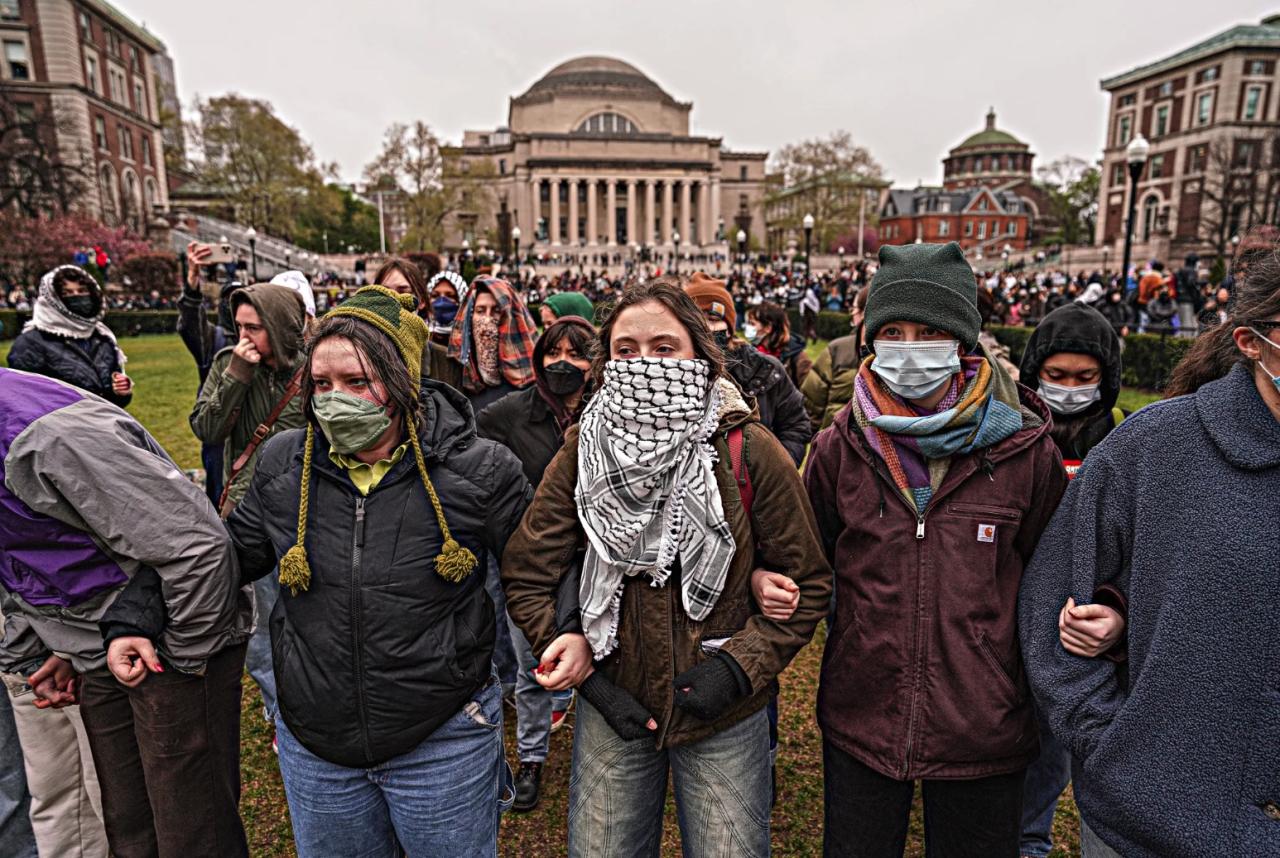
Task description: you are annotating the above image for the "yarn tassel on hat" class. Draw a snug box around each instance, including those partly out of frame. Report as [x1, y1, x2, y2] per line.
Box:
[409, 431, 477, 582]
[279, 426, 315, 596]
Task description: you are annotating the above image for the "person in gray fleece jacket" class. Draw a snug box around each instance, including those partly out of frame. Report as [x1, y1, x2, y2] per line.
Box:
[1, 367, 253, 858]
[1018, 251, 1280, 858]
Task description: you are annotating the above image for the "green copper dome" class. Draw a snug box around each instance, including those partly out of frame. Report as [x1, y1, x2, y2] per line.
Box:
[954, 109, 1025, 150]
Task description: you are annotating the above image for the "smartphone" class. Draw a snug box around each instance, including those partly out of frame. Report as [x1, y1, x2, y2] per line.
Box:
[198, 242, 235, 265]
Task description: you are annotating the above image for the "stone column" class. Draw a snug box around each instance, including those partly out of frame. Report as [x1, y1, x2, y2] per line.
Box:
[530, 178, 541, 241]
[710, 178, 721, 242]
[698, 180, 711, 245]
[662, 181, 674, 244]
[679, 180, 692, 245]
[549, 178, 561, 246]
[606, 179, 618, 246]
[567, 178, 579, 246]
[645, 181, 657, 246]
[626, 180, 637, 247]
[587, 179, 598, 246]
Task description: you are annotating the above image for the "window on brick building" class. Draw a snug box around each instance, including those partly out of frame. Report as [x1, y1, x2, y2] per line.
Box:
[1186, 144, 1207, 174]
[118, 126, 133, 160]
[1118, 93, 1136, 107]
[78, 11, 91, 39]
[4, 40, 29, 79]
[964, 220, 973, 236]
[1155, 105, 1169, 137]
[109, 67, 125, 103]
[85, 55, 97, 92]
[15, 101, 34, 137]
[106, 28, 120, 58]
[739, 165, 747, 181]
[129, 47, 139, 72]
[978, 221, 987, 239]
[1112, 162, 1125, 185]
[939, 221, 950, 236]
[1116, 115, 1132, 146]
[1249, 59, 1267, 75]
[1234, 139, 1260, 169]
[1158, 81, 1173, 98]
[1197, 91, 1213, 125]
[1244, 85, 1263, 120]
[141, 135, 151, 167]
[94, 115, 107, 150]
[1197, 66, 1219, 83]
[1007, 221, 1016, 236]
[1149, 154, 1165, 178]
[133, 81, 145, 114]
[0, 0, 18, 20]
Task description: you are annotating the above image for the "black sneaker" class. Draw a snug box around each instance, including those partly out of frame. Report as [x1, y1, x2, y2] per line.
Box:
[513, 761, 543, 812]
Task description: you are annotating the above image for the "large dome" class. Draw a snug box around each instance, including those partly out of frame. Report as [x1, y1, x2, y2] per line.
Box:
[952, 108, 1026, 152]
[521, 55, 669, 99]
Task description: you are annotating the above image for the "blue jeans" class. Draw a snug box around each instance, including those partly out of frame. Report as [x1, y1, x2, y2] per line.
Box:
[275, 679, 513, 858]
[245, 574, 279, 721]
[506, 613, 551, 763]
[485, 556, 517, 691]
[1019, 726, 1072, 857]
[568, 699, 770, 858]
[0, 691, 36, 858]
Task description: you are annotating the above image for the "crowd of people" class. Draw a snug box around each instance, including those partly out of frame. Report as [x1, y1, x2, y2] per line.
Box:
[1, 233, 1277, 858]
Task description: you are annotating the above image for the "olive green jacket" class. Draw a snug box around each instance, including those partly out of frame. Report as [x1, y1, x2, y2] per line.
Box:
[801, 334, 863, 433]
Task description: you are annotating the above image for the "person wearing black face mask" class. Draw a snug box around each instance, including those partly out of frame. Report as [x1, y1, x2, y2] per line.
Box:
[8, 265, 133, 407]
[475, 315, 596, 813]
[685, 273, 812, 467]
[1098, 284, 1135, 337]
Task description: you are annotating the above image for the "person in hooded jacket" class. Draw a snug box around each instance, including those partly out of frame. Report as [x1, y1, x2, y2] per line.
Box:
[1018, 246, 1280, 858]
[502, 280, 832, 857]
[225, 286, 531, 858]
[378, 263, 469, 388]
[805, 242, 1068, 858]
[1097, 285, 1134, 337]
[1014, 303, 1130, 858]
[447, 276, 538, 413]
[686, 273, 812, 466]
[189, 282, 308, 740]
[476, 315, 595, 812]
[8, 265, 132, 407]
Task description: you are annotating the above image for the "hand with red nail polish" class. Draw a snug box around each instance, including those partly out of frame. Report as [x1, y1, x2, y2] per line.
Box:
[106, 637, 164, 688]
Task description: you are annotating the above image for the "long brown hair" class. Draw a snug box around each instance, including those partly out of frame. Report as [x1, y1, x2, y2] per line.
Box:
[749, 301, 791, 352]
[1165, 240, 1280, 397]
[591, 278, 726, 388]
[373, 257, 428, 310]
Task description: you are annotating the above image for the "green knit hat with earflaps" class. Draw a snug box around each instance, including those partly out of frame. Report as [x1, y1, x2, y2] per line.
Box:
[277, 287, 478, 596]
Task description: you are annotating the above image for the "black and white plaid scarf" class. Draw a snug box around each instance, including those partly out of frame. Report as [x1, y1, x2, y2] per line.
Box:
[576, 357, 737, 659]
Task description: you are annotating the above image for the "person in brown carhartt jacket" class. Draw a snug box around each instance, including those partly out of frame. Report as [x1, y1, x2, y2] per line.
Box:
[501, 280, 831, 857]
[806, 242, 1068, 858]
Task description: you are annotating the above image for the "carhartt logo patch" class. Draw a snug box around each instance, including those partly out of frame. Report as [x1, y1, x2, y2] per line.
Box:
[977, 524, 996, 543]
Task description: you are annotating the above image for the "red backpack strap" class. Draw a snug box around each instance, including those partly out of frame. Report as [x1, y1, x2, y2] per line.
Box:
[727, 426, 754, 523]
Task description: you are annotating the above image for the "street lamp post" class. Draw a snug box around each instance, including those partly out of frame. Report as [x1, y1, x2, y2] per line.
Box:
[736, 228, 747, 288]
[246, 226, 258, 282]
[673, 230, 681, 275]
[285, 250, 291, 272]
[1120, 134, 1150, 292]
[802, 213, 814, 281]
[511, 226, 521, 268]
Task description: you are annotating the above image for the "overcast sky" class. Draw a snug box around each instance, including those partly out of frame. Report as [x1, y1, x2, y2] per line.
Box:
[120, 0, 1278, 186]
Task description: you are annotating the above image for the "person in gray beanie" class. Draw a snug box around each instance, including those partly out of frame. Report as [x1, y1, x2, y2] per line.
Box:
[805, 241, 1068, 857]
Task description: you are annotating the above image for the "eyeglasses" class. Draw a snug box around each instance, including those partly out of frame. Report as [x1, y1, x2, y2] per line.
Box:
[1250, 320, 1280, 332]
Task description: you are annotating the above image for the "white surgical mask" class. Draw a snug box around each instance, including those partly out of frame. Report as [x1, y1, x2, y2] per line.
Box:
[871, 339, 961, 400]
[1250, 328, 1280, 395]
[1037, 379, 1101, 415]
[743, 323, 759, 341]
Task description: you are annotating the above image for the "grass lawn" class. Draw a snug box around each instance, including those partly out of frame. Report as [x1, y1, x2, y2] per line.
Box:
[0, 333, 1132, 856]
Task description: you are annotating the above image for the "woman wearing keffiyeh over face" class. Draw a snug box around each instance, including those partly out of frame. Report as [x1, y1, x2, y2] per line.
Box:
[446, 276, 538, 412]
[804, 242, 1068, 858]
[502, 280, 831, 857]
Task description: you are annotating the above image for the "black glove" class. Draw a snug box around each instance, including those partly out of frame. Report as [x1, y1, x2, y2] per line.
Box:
[672, 653, 752, 722]
[578, 672, 656, 741]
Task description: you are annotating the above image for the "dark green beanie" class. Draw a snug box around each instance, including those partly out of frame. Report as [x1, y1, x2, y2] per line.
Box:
[543, 292, 596, 324]
[865, 242, 981, 350]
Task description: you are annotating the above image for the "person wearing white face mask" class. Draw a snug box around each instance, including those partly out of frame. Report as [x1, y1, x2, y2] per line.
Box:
[806, 242, 1068, 858]
[1015, 303, 1130, 858]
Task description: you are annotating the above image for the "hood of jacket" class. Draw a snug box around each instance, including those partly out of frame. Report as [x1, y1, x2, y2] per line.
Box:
[1018, 303, 1123, 414]
[230, 283, 306, 367]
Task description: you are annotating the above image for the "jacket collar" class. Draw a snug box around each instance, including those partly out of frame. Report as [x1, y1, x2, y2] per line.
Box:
[1196, 363, 1280, 471]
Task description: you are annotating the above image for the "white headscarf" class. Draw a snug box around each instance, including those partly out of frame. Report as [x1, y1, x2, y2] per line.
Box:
[425, 270, 468, 337]
[270, 270, 316, 317]
[26, 265, 127, 366]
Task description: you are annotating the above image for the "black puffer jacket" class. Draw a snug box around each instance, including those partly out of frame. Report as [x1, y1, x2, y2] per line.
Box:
[226, 380, 532, 767]
[725, 344, 812, 466]
[7, 329, 130, 407]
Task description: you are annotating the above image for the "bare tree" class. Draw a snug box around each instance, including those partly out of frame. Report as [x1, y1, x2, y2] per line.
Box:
[0, 88, 91, 217]
[769, 131, 884, 251]
[1197, 132, 1273, 258]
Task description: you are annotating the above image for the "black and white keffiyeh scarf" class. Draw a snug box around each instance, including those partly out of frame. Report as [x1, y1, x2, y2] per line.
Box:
[576, 357, 738, 659]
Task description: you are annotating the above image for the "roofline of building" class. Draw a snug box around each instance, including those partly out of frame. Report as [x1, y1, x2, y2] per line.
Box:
[1100, 28, 1280, 90]
[523, 157, 717, 171]
[764, 172, 891, 203]
[721, 150, 768, 160]
[85, 0, 166, 53]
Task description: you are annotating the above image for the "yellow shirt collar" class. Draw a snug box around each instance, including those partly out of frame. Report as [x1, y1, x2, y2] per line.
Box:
[328, 443, 408, 496]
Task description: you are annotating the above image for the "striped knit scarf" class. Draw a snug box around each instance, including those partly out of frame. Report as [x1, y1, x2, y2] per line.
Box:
[851, 350, 1023, 512]
[447, 277, 538, 393]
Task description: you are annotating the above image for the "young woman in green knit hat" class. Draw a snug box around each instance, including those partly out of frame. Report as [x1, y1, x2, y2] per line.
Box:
[225, 285, 532, 858]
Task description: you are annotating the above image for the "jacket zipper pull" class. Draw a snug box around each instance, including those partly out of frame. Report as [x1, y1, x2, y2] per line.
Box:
[916, 516, 925, 539]
[354, 497, 366, 548]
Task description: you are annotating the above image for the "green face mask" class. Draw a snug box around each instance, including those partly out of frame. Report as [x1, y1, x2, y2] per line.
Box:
[312, 391, 391, 454]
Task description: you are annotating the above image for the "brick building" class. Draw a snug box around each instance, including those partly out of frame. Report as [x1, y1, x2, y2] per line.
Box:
[878, 110, 1037, 255]
[0, 0, 170, 228]
[1096, 14, 1280, 264]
